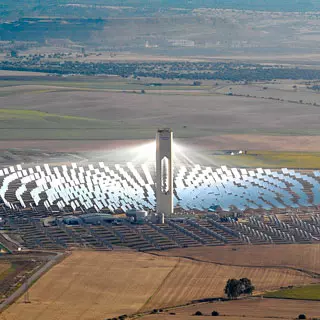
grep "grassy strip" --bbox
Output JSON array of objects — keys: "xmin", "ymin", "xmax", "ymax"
[
  {"xmin": 265, "ymin": 284, "xmax": 320, "ymax": 300},
  {"xmin": 0, "ymin": 79, "xmax": 210, "ymax": 91},
  {"xmin": 0, "ymin": 109, "xmax": 110, "ymax": 126}
]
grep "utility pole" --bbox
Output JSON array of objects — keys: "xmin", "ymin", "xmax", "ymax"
[{"xmin": 24, "ymin": 279, "xmax": 31, "ymax": 304}]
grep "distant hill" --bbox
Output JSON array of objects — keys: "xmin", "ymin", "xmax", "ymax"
[
  {"xmin": 104, "ymin": 0, "xmax": 316, "ymax": 12},
  {"xmin": 1, "ymin": 0, "xmax": 319, "ymax": 58},
  {"xmin": 0, "ymin": 0, "xmax": 318, "ymax": 21}
]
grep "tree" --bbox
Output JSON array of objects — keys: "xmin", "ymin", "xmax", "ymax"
[
  {"xmin": 224, "ymin": 278, "xmax": 255, "ymax": 299},
  {"xmin": 212, "ymin": 311, "xmax": 220, "ymax": 316},
  {"xmin": 194, "ymin": 311, "xmax": 203, "ymax": 316},
  {"xmin": 10, "ymin": 50, "xmax": 18, "ymax": 58},
  {"xmin": 239, "ymin": 278, "xmax": 255, "ymax": 295},
  {"xmin": 298, "ymin": 314, "xmax": 306, "ymax": 319},
  {"xmin": 224, "ymin": 279, "xmax": 241, "ymax": 299}
]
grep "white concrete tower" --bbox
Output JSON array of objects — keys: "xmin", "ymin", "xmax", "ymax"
[{"xmin": 156, "ymin": 128, "xmax": 173, "ymax": 215}]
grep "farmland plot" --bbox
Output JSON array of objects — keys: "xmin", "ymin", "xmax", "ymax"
[
  {"xmin": 140, "ymin": 258, "xmax": 316, "ymax": 311},
  {"xmin": 158, "ymin": 244, "xmax": 320, "ymax": 274},
  {"xmin": 0, "ymin": 251, "xmax": 177, "ymax": 320},
  {"xmin": 1, "ymin": 250, "xmax": 317, "ymax": 319},
  {"xmin": 141, "ymin": 298, "xmax": 320, "ymax": 320}
]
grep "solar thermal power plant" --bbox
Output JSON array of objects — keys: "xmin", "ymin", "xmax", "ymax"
[
  {"xmin": 0, "ymin": 130, "xmax": 320, "ymax": 251},
  {"xmin": 1, "ymin": 161, "xmax": 320, "ymax": 251}
]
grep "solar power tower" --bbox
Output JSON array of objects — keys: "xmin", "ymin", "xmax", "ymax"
[{"xmin": 156, "ymin": 128, "xmax": 173, "ymax": 215}]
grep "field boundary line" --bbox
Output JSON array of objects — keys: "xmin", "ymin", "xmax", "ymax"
[
  {"xmin": 263, "ymin": 295, "xmax": 320, "ymax": 302},
  {"xmin": 148, "ymin": 252, "xmax": 320, "ymax": 279},
  {"xmin": 136, "ymin": 257, "xmax": 181, "ymax": 313}
]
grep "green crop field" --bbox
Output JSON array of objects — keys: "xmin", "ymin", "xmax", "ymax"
[
  {"xmin": 0, "ymin": 79, "xmax": 210, "ymax": 93},
  {"xmin": 265, "ymin": 284, "xmax": 320, "ymax": 300}
]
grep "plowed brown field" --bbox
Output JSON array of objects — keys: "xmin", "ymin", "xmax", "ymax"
[
  {"xmin": 156, "ymin": 244, "xmax": 320, "ymax": 274},
  {"xmin": 0, "ymin": 250, "xmax": 318, "ymax": 320},
  {"xmin": 141, "ymin": 298, "xmax": 320, "ymax": 320}
]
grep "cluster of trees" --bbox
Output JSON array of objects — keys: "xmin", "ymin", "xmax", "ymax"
[
  {"xmin": 224, "ymin": 278, "xmax": 255, "ymax": 299},
  {"xmin": 2, "ymin": 59, "xmax": 320, "ymax": 82}
]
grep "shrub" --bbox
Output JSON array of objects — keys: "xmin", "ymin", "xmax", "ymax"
[
  {"xmin": 194, "ymin": 311, "xmax": 203, "ymax": 316},
  {"xmin": 298, "ymin": 315, "xmax": 306, "ymax": 319},
  {"xmin": 169, "ymin": 312, "xmax": 176, "ymax": 315},
  {"xmin": 212, "ymin": 311, "xmax": 220, "ymax": 316}
]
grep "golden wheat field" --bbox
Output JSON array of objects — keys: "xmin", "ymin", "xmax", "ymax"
[
  {"xmin": 156, "ymin": 244, "xmax": 320, "ymax": 274},
  {"xmin": 0, "ymin": 251, "xmax": 177, "ymax": 320},
  {"xmin": 1, "ymin": 248, "xmax": 318, "ymax": 320},
  {"xmin": 2, "ymin": 249, "xmax": 317, "ymax": 320},
  {"xmin": 140, "ymin": 258, "xmax": 316, "ymax": 312}
]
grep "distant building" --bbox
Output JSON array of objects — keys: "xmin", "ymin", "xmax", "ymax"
[{"xmin": 168, "ymin": 39, "xmax": 195, "ymax": 47}]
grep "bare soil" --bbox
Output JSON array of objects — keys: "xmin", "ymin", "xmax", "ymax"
[
  {"xmin": 141, "ymin": 298, "xmax": 320, "ymax": 320},
  {"xmin": 1, "ymin": 91, "xmax": 320, "ymax": 137},
  {"xmin": 156, "ymin": 244, "xmax": 320, "ymax": 274},
  {"xmin": 1, "ymin": 80, "xmax": 320, "ymax": 153},
  {"xmin": 0, "ymin": 134, "xmax": 320, "ymax": 154}
]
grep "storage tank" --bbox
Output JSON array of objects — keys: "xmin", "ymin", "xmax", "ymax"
[
  {"xmin": 126, "ymin": 209, "xmax": 148, "ymax": 222},
  {"xmin": 135, "ymin": 210, "xmax": 148, "ymax": 220}
]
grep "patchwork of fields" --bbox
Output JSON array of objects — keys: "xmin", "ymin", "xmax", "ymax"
[
  {"xmin": 1, "ymin": 248, "xmax": 319, "ymax": 320},
  {"xmin": 140, "ymin": 258, "xmax": 314, "ymax": 312},
  {"xmin": 1, "ymin": 78, "xmax": 320, "ymax": 142}
]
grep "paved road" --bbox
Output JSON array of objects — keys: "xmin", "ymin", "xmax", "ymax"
[{"xmin": 0, "ymin": 251, "xmax": 66, "ymax": 312}]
